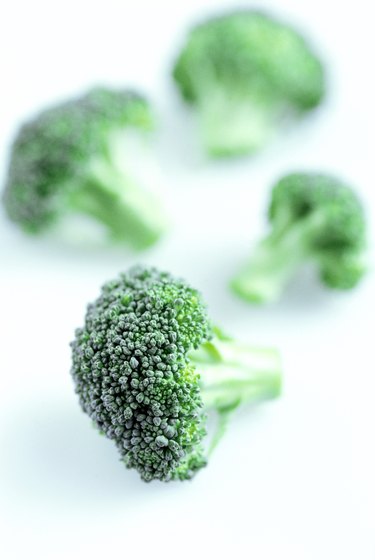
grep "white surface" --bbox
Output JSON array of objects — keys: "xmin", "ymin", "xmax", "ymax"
[{"xmin": 0, "ymin": 1, "xmax": 374, "ymax": 559}]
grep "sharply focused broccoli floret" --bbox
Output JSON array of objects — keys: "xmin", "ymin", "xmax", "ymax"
[
  {"xmin": 231, "ymin": 173, "xmax": 367, "ymax": 303},
  {"xmin": 71, "ymin": 266, "xmax": 281, "ymax": 482},
  {"xmin": 173, "ymin": 10, "xmax": 325, "ymax": 157},
  {"xmin": 2, "ymin": 88, "xmax": 167, "ymax": 249}
]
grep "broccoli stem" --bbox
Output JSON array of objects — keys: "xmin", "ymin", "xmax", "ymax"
[
  {"xmin": 197, "ymin": 89, "xmax": 278, "ymax": 157},
  {"xmin": 190, "ymin": 335, "xmax": 281, "ymax": 413},
  {"xmin": 190, "ymin": 333, "xmax": 281, "ymax": 454},
  {"xmin": 231, "ymin": 223, "xmax": 312, "ymax": 303},
  {"xmin": 67, "ymin": 157, "xmax": 167, "ymax": 250}
]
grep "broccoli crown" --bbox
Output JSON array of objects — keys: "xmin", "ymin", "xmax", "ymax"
[
  {"xmin": 269, "ymin": 173, "xmax": 366, "ymax": 255},
  {"xmin": 3, "ymin": 88, "xmax": 153, "ymax": 233},
  {"xmin": 173, "ymin": 10, "xmax": 324, "ymax": 111},
  {"xmin": 231, "ymin": 172, "xmax": 367, "ymax": 303},
  {"xmin": 319, "ymin": 252, "xmax": 366, "ymax": 290},
  {"xmin": 71, "ymin": 266, "xmax": 212, "ymax": 482}
]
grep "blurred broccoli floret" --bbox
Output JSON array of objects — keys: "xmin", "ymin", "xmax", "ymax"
[
  {"xmin": 173, "ymin": 10, "xmax": 325, "ymax": 157},
  {"xmin": 2, "ymin": 87, "xmax": 167, "ymax": 249},
  {"xmin": 231, "ymin": 173, "xmax": 367, "ymax": 303},
  {"xmin": 71, "ymin": 266, "xmax": 281, "ymax": 482}
]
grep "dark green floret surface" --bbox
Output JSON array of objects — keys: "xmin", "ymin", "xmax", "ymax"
[
  {"xmin": 2, "ymin": 87, "xmax": 166, "ymax": 249},
  {"xmin": 231, "ymin": 173, "xmax": 367, "ymax": 303},
  {"xmin": 71, "ymin": 266, "xmax": 281, "ymax": 482},
  {"xmin": 71, "ymin": 266, "xmax": 210, "ymax": 481}
]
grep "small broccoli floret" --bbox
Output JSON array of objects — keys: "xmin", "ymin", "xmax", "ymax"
[
  {"xmin": 231, "ymin": 173, "xmax": 367, "ymax": 303},
  {"xmin": 173, "ymin": 10, "xmax": 325, "ymax": 157},
  {"xmin": 71, "ymin": 266, "xmax": 281, "ymax": 482},
  {"xmin": 3, "ymin": 87, "xmax": 167, "ymax": 249}
]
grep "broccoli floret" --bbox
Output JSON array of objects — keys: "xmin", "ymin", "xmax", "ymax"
[
  {"xmin": 173, "ymin": 10, "xmax": 325, "ymax": 157},
  {"xmin": 2, "ymin": 87, "xmax": 167, "ymax": 249},
  {"xmin": 231, "ymin": 173, "xmax": 367, "ymax": 303},
  {"xmin": 71, "ymin": 266, "xmax": 281, "ymax": 482}
]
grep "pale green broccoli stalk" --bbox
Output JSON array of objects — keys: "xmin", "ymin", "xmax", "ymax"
[
  {"xmin": 2, "ymin": 88, "xmax": 167, "ymax": 250},
  {"xmin": 173, "ymin": 10, "xmax": 325, "ymax": 157},
  {"xmin": 71, "ymin": 266, "xmax": 281, "ymax": 482},
  {"xmin": 231, "ymin": 173, "xmax": 367, "ymax": 303}
]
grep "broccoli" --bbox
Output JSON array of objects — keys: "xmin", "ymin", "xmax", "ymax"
[
  {"xmin": 173, "ymin": 10, "xmax": 325, "ymax": 157},
  {"xmin": 231, "ymin": 173, "xmax": 367, "ymax": 303},
  {"xmin": 2, "ymin": 87, "xmax": 167, "ymax": 250},
  {"xmin": 71, "ymin": 266, "xmax": 281, "ymax": 482}
]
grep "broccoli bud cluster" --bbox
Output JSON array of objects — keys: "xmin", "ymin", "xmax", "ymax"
[
  {"xmin": 269, "ymin": 173, "xmax": 366, "ymax": 253},
  {"xmin": 173, "ymin": 10, "xmax": 325, "ymax": 156},
  {"xmin": 3, "ymin": 88, "xmax": 152, "ymax": 233},
  {"xmin": 71, "ymin": 266, "xmax": 212, "ymax": 481},
  {"xmin": 231, "ymin": 172, "xmax": 367, "ymax": 303}
]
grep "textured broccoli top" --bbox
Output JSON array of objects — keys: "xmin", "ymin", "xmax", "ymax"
[
  {"xmin": 71, "ymin": 266, "xmax": 212, "ymax": 481},
  {"xmin": 231, "ymin": 172, "xmax": 367, "ymax": 303},
  {"xmin": 269, "ymin": 173, "xmax": 366, "ymax": 254},
  {"xmin": 174, "ymin": 10, "xmax": 324, "ymax": 108},
  {"xmin": 3, "ymin": 88, "xmax": 152, "ymax": 232},
  {"xmin": 71, "ymin": 266, "xmax": 281, "ymax": 482},
  {"xmin": 173, "ymin": 10, "xmax": 325, "ymax": 156},
  {"xmin": 3, "ymin": 88, "xmax": 166, "ymax": 250}
]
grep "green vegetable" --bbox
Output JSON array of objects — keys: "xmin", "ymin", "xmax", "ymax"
[
  {"xmin": 71, "ymin": 266, "xmax": 281, "ymax": 482},
  {"xmin": 173, "ymin": 10, "xmax": 325, "ymax": 157},
  {"xmin": 2, "ymin": 87, "xmax": 167, "ymax": 249},
  {"xmin": 231, "ymin": 173, "xmax": 367, "ymax": 303}
]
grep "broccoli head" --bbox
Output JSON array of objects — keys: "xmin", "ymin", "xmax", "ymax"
[
  {"xmin": 3, "ymin": 87, "xmax": 167, "ymax": 249},
  {"xmin": 173, "ymin": 10, "xmax": 325, "ymax": 157},
  {"xmin": 71, "ymin": 266, "xmax": 281, "ymax": 482},
  {"xmin": 231, "ymin": 173, "xmax": 367, "ymax": 303}
]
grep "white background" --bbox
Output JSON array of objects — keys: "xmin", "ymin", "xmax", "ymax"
[{"xmin": 0, "ymin": 1, "xmax": 374, "ymax": 558}]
